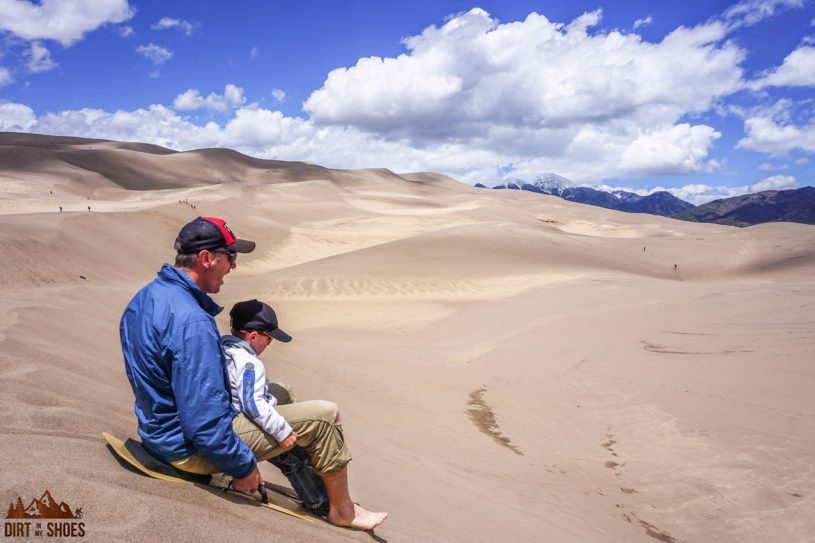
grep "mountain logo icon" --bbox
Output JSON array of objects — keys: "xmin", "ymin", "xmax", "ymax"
[{"xmin": 6, "ymin": 490, "xmax": 82, "ymax": 520}]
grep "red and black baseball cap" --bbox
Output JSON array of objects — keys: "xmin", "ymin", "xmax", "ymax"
[{"xmin": 174, "ymin": 216, "xmax": 256, "ymax": 254}]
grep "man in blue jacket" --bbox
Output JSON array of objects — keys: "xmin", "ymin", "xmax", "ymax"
[
  {"xmin": 119, "ymin": 217, "xmax": 387, "ymax": 530},
  {"xmin": 119, "ymin": 216, "xmax": 264, "ymax": 494}
]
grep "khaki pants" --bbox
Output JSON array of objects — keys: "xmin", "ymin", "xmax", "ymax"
[{"xmin": 171, "ymin": 394, "xmax": 351, "ymax": 477}]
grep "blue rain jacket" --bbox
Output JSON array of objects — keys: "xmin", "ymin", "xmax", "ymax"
[{"xmin": 119, "ymin": 264, "xmax": 256, "ymax": 478}]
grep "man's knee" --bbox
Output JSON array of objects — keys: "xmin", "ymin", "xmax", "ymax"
[{"xmin": 309, "ymin": 400, "xmax": 341, "ymax": 425}]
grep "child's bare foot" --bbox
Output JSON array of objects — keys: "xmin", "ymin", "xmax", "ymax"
[{"xmin": 328, "ymin": 503, "xmax": 388, "ymax": 530}]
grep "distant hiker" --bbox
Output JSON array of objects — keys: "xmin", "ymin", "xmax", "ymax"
[
  {"xmin": 643, "ymin": 246, "xmax": 646, "ymax": 252},
  {"xmin": 59, "ymin": 206, "xmax": 62, "ymax": 213},
  {"xmin": 49, "ymin": 190, "xmax": 52, "ymax": 195},
  {"xmin": 222, "ymin": 300, "xmax": 387, "ymax": 527},
  {"xmin": 88, "ymin": 206, "xmax": 91, "ymax": 212},
  {"xmin": 119, "ymin": 217, "xmax": 387, "ymax": 531},
  {"xmin": 674, "ymin": 264, "xmax": 678, "ymax": 270}
]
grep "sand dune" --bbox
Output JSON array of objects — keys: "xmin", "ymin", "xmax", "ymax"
[{"xmin": 1, "ymin": 133, "xmax": 813, "ymax": 543}]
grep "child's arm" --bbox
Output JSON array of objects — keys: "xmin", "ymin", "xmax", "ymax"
[{"xmin": 238, "ymin": 357, "xmax": 294, "ymax": 443}]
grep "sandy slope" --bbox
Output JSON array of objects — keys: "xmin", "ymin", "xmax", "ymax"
[{"xmin": 1, "ymin": 133, "xmax": 814, "ymax": 543}]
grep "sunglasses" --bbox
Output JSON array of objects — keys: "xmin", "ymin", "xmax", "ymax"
[{"xmin": 214, "ymin": 249, "xmax": 237, "ymax": 263}]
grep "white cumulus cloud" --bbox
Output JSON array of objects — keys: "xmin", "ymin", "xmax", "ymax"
[
  {"xmin": 26, "ymin": 41, "xmax": 57, "ymax": 73},
  {"xmin": 618, "ymin": 124, "xmax": 722, "ymax": 175},
  {"xmin": 136, "ymin": 43, "xmax": 173, "ymax": 65},
  {"xmin": 173, "ymin": 90, "xmax": 210, "ymax": 110},
  {"xmin": 173, "ymin": 84, "xmax": 246, "ymax": 111},
  {"xmin": 0, "ymin": 0, "xmax": 134, "ymax": 46},
  {"xmin": 306, "ymin": 9, "xmax": 744, "ymax": 135},
  {"xmin": 271, "ymin": 88, "xmax": 285, "ymax": 101},
  {"xmin": 750, "ymin": 46, "xmax": 815, "ymax": 88},
  {"xmin": 152, "ymin": 17, "xmax": 195, "ymax": 36},
  {"xmin": 304, "ymin": 8, "xmax": 743, "ymax": 181},
  {"xmin": 33, "ymin": 104, "xmax": 218, "ymax": 149},
  {"xmin": 633, "ymin": 15, "xmax": 653, "ymax": 29},
  {"xmin": 224, "ymin": 84, "xmax": 244, "ymax": 107},
  {"xmin": 117, "ymin": 25, "xmax": 134, "ymax": 38},
  {"xmin": 737, "ymin": 100, "xmax": 815, "ymax": 155},
  {"xmin": 0, "ymin": 102, "xmax": 36, "ymax": 130}
]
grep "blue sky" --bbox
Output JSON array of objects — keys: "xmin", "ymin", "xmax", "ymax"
[{"xmin": 0, "ymin": 0, "xmax": 813, "ymax": 203}]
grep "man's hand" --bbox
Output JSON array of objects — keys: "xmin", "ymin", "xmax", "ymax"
[
  {"xmin": 279, "ymin": 430, "xmax": 297, "ymax": 451},
  {"xmin": 231, "ymin": 466, "xmax": 263, "ymax": 494}
]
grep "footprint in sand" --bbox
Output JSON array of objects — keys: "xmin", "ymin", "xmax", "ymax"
[{"xmin": 601, "ymin": 433, "xmax": 626, "ymax": 475}]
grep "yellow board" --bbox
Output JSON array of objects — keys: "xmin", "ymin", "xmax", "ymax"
[
  {"xmin": 103, "ymin": 432, "xmax": 193, "ymax": 484},
  {"xmin": 102, "ymin": 432, "xmax": 314, "ymax": 522}
]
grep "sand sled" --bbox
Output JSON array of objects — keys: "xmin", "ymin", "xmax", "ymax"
[{"xmin": 102, "ymin": 432, "xmax": 314, "ymax": 522}]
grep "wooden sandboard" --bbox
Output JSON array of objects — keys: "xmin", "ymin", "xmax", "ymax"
[{"xmin": 103, "ymin": 432, "xmax": 314, "ymax": 522}]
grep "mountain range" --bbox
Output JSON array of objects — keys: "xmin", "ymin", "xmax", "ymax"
[
  {"xmin": 477, "ymin": 174, "xmax": 694, "ymax": 217},
  {"xmin": 478, "ymin": 174, "xmax": 814, "ymax": 226},
  {"xmin": 671, "ymin": 186, "xmax": 815, "ymax": 227}
]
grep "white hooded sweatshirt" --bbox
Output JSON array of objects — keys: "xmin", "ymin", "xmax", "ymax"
[{"xmin": 221, "ymin": 335, "xmax": 293, "ymax": 443}]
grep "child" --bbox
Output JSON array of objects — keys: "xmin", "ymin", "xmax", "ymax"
[
  {"xmin": 222, "ymin": 299, "xmax": 388, "ymax": 529},
  {"xmin": 221, "ymin": 301, "xmax": 329, "ymax": 516}
]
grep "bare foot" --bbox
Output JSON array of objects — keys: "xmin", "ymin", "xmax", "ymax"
[{"xmin": 328, "ymin": 503, "xmax": 388, "ymax": 530}]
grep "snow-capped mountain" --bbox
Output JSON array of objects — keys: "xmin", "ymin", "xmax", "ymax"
[
  {"xmin": 493, "ymin": 173, "xmax": 575, "ymax": 195},
  {"xmin": 611, "ymin": 190, "xmax": 643, "ymax": 203},
  {"xmin": 479, "ymin": 174, "xmax": 694, "ymax": 217}
]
